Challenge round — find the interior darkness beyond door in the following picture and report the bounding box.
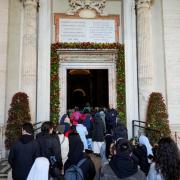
[67,69,108,110]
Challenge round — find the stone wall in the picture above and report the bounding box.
[6,0,23,122]
[0,0,9,124]
[52,0,123,43]
[162,0,180,131]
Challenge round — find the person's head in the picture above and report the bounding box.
[74,106,79,112]
[95,107,99,112]
[109,104,113,109]
[22,122,34,135]
[114,138,132,155]
[85,102,90,107]
[83,108,89,114]
[139,135,153,156]
[112,123,128,140]
[64,116,71,124]
[41,121,54,135]
[156,137,180,180]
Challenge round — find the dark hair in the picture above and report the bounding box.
[155,137,180,180]
[113,123,128,140]
[115,138,132,154]
[41,121,53,135]
[22,122,34,135]
[74,106,79,111]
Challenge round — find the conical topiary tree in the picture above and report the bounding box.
[145,92,171,144]
[5,92,31,149]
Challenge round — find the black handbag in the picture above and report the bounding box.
[49,156,63,179]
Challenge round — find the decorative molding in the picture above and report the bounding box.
[66,0,107,16]
[135,0,151,8]
[20,0,39,8]
[50,43,125,124]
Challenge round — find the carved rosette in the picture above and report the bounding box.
[66,0,107,16]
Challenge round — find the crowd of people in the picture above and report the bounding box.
[8,104,180,180]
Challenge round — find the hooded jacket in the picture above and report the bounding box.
[99,163,146,180]
[8,135,40,180]
[99,153,145,180]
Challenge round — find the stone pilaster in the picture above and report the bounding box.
[21,0,38,122]
[0,1,9,124]
[136,0,153,122]
[123,0,139,138]
[37,0,51,123]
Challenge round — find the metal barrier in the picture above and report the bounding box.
[132,120,161,139]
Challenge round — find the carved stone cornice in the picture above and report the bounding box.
[135,0,151,9]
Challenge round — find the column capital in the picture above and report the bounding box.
[21,0,38,8]
[135,0,151,9]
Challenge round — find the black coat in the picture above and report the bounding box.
[64,132,84,171]
[92,114,105,142]
[105,108,118,126]
[36,133,63,169]
[64,132,96,180]
[8,135,40,180]
[133,144,150,175]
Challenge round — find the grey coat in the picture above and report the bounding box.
[97,164,146,180]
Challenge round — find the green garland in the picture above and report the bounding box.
[51,42,126,124]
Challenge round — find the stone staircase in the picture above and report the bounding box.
[0,159,10,180]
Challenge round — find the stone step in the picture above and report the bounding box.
[0,159,11,179]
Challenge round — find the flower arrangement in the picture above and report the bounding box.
[51,42,126,124]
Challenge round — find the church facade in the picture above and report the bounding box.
[0,0,180,155]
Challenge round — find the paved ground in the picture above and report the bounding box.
[0,159,10,180]
[89,154,101,172]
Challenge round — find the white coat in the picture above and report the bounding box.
[27,157,49,180]
[76,124,88,150]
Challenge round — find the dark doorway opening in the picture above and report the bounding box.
[67,69,109,110]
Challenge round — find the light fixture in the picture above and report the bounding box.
[69,69,90,75]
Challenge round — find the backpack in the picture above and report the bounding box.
[64,158,87,180]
